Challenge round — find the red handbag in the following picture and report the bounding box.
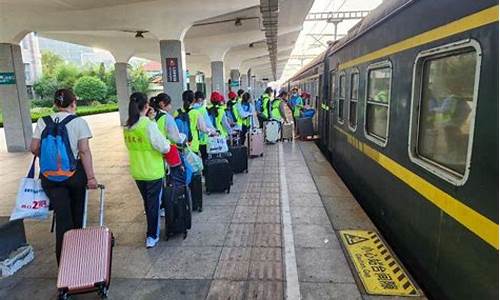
[164,145,182,167]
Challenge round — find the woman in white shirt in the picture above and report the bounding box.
[30,89,97,264]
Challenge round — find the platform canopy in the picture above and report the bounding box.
[0,0,314,81]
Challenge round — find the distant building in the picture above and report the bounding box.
[37,36,114,67]
[19,32,42,98]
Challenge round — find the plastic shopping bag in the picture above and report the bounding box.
[184,147,203,174]
[10,157,49,221]
[207,135,229,154]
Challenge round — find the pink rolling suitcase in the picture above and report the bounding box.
[57,185,113,300]
[248,128,264,157]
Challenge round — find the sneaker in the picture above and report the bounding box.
[146,236,159,248]
[160,208,165,217]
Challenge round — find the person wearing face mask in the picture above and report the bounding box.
[124,92,171,248]
[174,90,215,154]
[235,92,255,145]
[192,91,215,161]
[290,87,304,119]
[150,93,185,145]
[207,91,233,139]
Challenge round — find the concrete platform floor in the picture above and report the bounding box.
[0,113,420,300]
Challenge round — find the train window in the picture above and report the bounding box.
[409,40,481,185]
[338,73,346,124]
[329,71,336,107]
[348,71,359,131]
[364,61,392,146]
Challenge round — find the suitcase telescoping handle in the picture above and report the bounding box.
[82,184,106,228]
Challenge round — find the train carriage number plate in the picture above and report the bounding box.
[339,230,421,297]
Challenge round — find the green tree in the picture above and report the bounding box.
[41,51,64,78]
[74,76,107,103]
[97,63,106,82]
[33,77,59,100]
[104,69,116,97]
[130,66,151,94]
[81,63,97,78]
[55,63,81,89]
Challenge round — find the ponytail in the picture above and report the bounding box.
[126,92,148,128]
[54,89,76,108]
[149,96,160,112]
[182,90,194,112]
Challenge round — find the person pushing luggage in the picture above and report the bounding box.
[270,90,290,123]
[124,92,171,248]
[30,88,97,264]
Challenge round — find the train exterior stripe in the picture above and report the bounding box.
[338,5,499,70]
[334,125,499,249]
[285,1,498,298]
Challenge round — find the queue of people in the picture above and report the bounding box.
[30,85,309,266]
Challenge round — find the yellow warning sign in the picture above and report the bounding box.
[339,230,420,296]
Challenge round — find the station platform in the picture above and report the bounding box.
[0,113,425,299]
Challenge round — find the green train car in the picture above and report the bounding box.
[285,0,498,299]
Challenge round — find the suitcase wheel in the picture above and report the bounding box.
[98,286,109,299]
[260,153,264,157]
[245,169,248,173]
[198,207,203,213]
[58,291,69,300]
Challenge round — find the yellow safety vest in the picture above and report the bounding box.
[123,117,164,181]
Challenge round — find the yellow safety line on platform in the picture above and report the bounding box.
[339,5,499,70]
[334,126,499,250]
[339,230,420,296]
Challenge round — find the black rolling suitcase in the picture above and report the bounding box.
[164,184,191,240]
[205,155,232,194]
[190,174,203,212]
[229,132,248,173]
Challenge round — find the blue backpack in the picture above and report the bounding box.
[39,115,78,182]
[175,109,192,142]
[207,106,217,128]
[255,96,263,114]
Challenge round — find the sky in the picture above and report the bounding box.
[277,0,383,84]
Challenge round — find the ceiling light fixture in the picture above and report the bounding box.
[135,31,146,38]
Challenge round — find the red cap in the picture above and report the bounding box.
[228,91,237,100]
[210,91,224,104]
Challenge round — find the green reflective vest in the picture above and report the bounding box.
[262,94,272,119]
[194,105,209,146]
[123,117,164,181]
[233,97,243,127]
[271,99,282,121]
[156,113,167,138]
[174,107,201,153]
[240,102,251,127]
[293,97,304,118]
[188,109,200,153]
[207,104,228,138]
